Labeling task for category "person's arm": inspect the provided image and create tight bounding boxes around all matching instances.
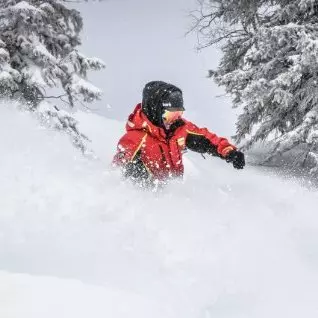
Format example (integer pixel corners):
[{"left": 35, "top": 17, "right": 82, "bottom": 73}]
[
  {"left": 113, "top": 132, "right": 151, "bottom": 179},
  {"left": 184, "top": 121, "right": 245, "bottom": 169},
  {"left": 185, "top": 121, "right": 236, "bottom": 157}
]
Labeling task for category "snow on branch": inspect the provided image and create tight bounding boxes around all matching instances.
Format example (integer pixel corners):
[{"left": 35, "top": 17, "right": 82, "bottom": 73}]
[
  {"left": 192, "top": 0, "right": 318, "bottom": 173},
  {"left": 0, "top": 0, "right": 105, "bottom": 153}
]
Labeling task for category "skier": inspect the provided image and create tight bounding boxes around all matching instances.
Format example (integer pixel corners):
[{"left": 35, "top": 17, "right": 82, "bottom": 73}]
[{"left": 113, "top": 81, "right": 245, "bottom": 187}]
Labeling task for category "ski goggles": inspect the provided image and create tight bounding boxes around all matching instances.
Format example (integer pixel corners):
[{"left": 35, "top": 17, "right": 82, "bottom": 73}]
[{"left": 162, "top": 109, "right": 183, "bottom": 125}]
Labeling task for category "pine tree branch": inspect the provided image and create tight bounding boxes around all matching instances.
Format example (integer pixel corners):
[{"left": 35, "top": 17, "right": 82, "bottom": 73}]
[{"left": 42, "top": 94, "right": 68, "bottom": 100}]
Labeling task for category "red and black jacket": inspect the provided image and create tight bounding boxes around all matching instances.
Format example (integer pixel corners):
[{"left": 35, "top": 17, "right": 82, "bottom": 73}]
[{"left": 113, "top": 104, "right": 236, "bottom": 182}]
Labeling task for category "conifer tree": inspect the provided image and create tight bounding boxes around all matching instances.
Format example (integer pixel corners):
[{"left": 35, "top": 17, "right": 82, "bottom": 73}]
[
  {"left": 192, "top": 0, "right": 318, "bottom": 172},
  {"left": 0, "top": 0, "right": 105, "bottom": 152}
]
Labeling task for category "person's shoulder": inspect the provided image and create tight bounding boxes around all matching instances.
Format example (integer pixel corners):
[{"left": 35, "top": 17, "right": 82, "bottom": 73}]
[
  {"left": 119, "top": 130, "right": 146, "bottom": 147},
  {"left": 182, "top": 118, "right": 199, "bottom": 130}
]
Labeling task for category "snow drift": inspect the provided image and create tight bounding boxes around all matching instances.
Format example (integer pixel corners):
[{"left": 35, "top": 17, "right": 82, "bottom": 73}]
[
  {"left": 1, "top": 101, "right": 318, "bottom": 318},
  {"left": 0, "top": 271, "right": 171, "bottom": 318}
]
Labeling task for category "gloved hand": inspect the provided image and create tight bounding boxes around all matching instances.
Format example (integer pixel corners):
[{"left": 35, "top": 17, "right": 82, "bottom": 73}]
[{"left": 226, "top": 150, "right": 245, "bottom": 169}]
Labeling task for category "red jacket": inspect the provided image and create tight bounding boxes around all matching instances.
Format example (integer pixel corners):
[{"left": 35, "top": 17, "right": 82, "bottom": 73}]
[{"left": 113, "top": 104, "right": 236, "bottom": 180}]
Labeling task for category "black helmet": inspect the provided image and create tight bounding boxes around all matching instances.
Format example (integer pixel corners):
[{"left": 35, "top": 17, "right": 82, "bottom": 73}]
[{"left": 142, "top": 81, "right": 185, "bottom": 127}]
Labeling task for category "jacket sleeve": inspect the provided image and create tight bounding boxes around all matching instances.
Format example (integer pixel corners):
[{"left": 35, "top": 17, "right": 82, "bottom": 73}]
[
  {"left": 112, "top": 132, "right": 150, "bottom": 181},
  {"left": 112, "top": 131, "right": 146, "bottom": 166},
  {"left": 184, "top": 121, "right": 236, "bottom": 158}
]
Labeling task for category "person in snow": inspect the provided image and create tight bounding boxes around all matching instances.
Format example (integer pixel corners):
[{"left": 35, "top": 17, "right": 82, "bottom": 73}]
[{"left": 113, "top": 81, "right": 245, "bottom": 186}]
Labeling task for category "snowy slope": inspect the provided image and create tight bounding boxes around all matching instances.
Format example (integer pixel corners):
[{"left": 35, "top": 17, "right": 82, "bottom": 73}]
[
  {"left": 1, "top": 102, "right": 318, "bottom": 318},
  {"left": 0, "top": 271, "right": 172, "bottom": 318}
]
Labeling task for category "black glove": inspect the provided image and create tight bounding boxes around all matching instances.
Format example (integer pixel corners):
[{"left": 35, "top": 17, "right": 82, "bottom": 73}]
[{"left": 226, "top": 150, "right": 245, "bottom": 169}]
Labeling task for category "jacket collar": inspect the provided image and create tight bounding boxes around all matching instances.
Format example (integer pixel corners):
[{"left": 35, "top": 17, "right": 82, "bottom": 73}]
[
  {"left": 126, "top": 104, "right": 167, "bottom": 141},
  {"left": 126, "top": 104, "right": 186, "bottom": 141}
]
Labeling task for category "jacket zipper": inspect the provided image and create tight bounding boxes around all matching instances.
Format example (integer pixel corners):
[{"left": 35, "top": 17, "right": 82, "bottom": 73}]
[{"left": 159, "top": 145, "right": 168, "bottom": 166}]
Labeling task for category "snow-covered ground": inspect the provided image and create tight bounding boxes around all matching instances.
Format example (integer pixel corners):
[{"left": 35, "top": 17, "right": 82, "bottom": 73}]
[
  {"left": 1, "top": 102, "right": 318, "bottom": 318},
  {"left": 0, "top": 271, "right": 171, "bottom": 318}
]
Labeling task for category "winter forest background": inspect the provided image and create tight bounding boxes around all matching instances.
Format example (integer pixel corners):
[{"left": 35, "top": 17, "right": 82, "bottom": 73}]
[
  {"left": 1, "top": 1, "right": 318, "bottom": 317},
  {"left": 2, "top": 0, "right": 318, "bottom": 176}
]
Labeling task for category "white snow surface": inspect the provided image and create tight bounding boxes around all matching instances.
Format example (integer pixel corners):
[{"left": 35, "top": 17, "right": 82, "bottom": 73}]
[{"left": 1, "top": 102, "right": 318, "bottom": 318}]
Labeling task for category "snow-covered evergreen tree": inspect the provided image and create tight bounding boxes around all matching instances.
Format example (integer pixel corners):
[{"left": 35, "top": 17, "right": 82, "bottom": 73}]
[
  {"left": 0, "top": 0, "right": 105, "bottom": 152},
  {"left": 192, "top": 0, "right": 318, "bottom": 173}
]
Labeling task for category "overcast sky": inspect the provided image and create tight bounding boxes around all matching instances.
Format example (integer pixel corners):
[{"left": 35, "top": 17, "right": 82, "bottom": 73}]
[{"left": 76, "top": 0, "right": 237, "bottom": 136}]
